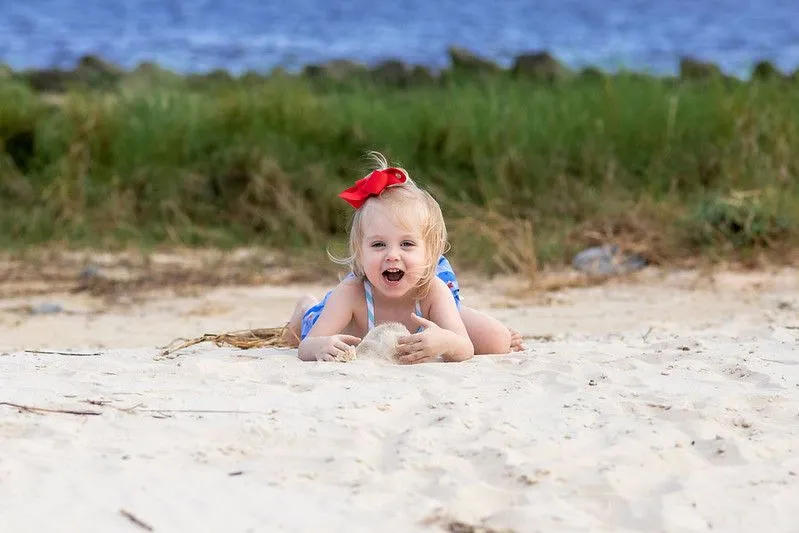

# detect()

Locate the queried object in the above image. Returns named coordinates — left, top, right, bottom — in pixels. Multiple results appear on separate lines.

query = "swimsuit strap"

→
left=413, top=300, right=424, bottom=333
left=364, top=278, right=376, bottom=331
left=363, top=278, right=424, bottom=332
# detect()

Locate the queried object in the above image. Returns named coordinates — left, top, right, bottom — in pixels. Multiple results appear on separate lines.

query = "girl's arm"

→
left=396, top=278, right=474, bottom=363
left=298, top=281, right=361, bottom=362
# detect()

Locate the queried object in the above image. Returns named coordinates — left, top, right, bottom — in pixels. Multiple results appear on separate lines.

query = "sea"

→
left=1, top=0, right=798, bottom=77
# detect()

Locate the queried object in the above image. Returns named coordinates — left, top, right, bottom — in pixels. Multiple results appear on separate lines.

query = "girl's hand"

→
left=395, top=315, right=450, bottom=364
left=321, top=334, right=361, bottom=361
left=299, top=334, right=361, bottom=362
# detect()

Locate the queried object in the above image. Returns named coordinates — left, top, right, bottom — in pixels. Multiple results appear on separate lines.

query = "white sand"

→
left=1, top=267, right=798, bottom=532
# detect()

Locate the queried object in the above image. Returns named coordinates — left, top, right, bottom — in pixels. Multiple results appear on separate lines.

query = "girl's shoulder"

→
left=328, top=275, right=366, bottom=303
left=420, top=276, right=455, bottom=309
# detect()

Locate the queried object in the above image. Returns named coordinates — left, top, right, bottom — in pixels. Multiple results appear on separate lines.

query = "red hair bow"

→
left=338, top=167, right=408, bottom=209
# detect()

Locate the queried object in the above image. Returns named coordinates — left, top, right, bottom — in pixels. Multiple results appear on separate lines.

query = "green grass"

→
left=1, top=71, right=798, bottom=272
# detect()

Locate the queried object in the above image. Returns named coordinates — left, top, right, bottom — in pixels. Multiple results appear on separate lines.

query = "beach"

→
left=1, top=261, right=798, bottom=532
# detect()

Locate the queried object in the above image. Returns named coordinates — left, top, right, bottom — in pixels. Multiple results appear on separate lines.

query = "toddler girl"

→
left=283, top=153, right=524, bottom=363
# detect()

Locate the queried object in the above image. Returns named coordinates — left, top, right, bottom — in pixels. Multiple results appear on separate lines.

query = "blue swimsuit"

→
left=300, top=255, right=461, bottom=340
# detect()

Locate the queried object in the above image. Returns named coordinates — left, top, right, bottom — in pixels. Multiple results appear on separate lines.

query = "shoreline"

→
left=3, top=48, right=797, bottom=91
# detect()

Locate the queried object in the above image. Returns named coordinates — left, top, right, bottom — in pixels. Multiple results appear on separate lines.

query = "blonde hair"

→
left=332, top=152, right=448, bottom=298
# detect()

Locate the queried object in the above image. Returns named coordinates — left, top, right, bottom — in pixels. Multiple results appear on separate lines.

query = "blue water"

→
left=1, top=0, right=798, bottom=77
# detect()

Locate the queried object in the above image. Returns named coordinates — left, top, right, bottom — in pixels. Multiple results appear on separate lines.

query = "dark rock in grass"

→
left=511, top=51, right=568, bottom=82
left=188, top=68, right=234, bottom=85
left=751, top=60, right=783, bottom=81
left=448, top=46, right=502, bottom=75
left=369, top=61, right=435, bottom=87
left=572, top=245, right=647, bottom=276
left=370, top=59, right=409, bottom=86
left=303, top=59, right=369, bottom=82
left=74, top=55, right=124, bottom=89
left=76, top=55, right=124, bottom=77
left=679, top=57, right=723, bottom=80
left=21, top=68, right=71, bottom=92
left=579, top=66, right=606, bottom=81
left=409, top=65, right=436, bottom=85
left=20, top=55, right=124, bottom=92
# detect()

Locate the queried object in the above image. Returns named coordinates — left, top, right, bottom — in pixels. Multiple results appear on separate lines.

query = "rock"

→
left=21, top=68, right=72, bottom=92
left=76, top=55, right=124, bottom=77
left=751, top=60, right=783, bottom=81
left=369, top=61, right=435, bottom=87
left=187, top=68, right=234, bottom=86
left=74, top=55, right=124, bottom=89
left=679, top=57, right=723, bottom=80
left=572, top=245, right=647, bottom=276
left=579, top=66, right=605, bottom=81
left=303, top=59, right=368, bottom=82
left=448, top=46, right=501, bottom=75
left=29, top=302, right=64, bottom=315
left=511, top=52, right=567, bottom=82
left=409, top=65, right=436, bottom=85
left=370, top=59, right=409, bottom=86
left=20, top=55, right=124, bottom=92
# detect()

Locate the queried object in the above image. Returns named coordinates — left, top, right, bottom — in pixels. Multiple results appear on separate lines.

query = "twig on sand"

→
left=156, top=326, right=293, bottom=359
left=24, top=349, right=102, bottom=356
left=119, top=509, right=154, bottom=531
left=0, top=402, right=101, bottom=416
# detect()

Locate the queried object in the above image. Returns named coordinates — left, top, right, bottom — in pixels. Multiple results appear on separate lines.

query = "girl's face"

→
left=359, top=202, right=427, bottom=300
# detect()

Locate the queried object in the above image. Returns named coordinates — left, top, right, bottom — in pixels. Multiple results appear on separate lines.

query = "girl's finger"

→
left=396, top=340, right=423, bottom=355
left=397, top=351, right=423, bottom=364
left=398, top=334, right=422, bottom=345
left=334, top=340, right=352, bottom=352
left=338, top=335, right=362, bottom=345
left=409, top=314, right=437, bottom=329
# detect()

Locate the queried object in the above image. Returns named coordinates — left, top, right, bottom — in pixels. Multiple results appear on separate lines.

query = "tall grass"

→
left=1, top=72, right=797, bottom=271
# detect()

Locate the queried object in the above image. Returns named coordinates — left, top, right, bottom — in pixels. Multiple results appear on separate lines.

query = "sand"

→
left=1, top=264, right=798, bottom=533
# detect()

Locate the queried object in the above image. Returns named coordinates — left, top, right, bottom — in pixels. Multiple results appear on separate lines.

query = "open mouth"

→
left=382, top=268, right=405, bottom=282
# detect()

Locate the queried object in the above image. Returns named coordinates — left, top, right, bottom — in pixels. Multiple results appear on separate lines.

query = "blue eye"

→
left=371, top=242, right=385, bottom=248
left=401, top=241, right=416, bottom=247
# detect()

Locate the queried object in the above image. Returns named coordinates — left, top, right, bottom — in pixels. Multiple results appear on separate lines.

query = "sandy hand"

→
left=317, top=334, right=361, bottom=362
left=395, top=315, right=447, bottom=364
